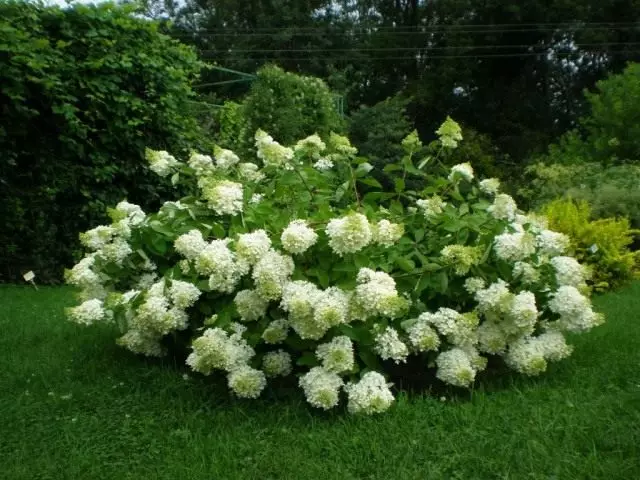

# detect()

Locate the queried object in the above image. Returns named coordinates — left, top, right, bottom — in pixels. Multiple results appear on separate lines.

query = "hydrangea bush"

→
left=65, top=118, right=603, bottom=414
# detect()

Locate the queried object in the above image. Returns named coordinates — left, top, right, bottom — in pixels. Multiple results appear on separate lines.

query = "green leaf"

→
left=171, top=172, right=180, bottom=186
left=437, top=271, right=449, bottom=293
left=396, top=257, right=415, bottom=272
left=358, top=348, right=383, bottom=371
left=414, top=229, right=425, bottom=242
left=296, top=352, right=320, bottom=367
left=358, top=177, right=382, bottom=188
left=394, top=178, right=405, bottom=193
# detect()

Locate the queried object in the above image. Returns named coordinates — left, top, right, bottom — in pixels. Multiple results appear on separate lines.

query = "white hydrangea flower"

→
left=281, top=220, right=318, bottom=254
left=299, top=367, right=344, bottom=410
left=280, top=281, right=327, bottom=339
left=441, top=245, right=481, bottom=275
left=262, top=350, right=292, bottom=377
left=374, top=327, right=409, bottom=363
left=130, top=294, right=173, bottom=335
left=536, top=331, right=573, bottom=361
left=326, top=213, right=373, bottom=256
left=250, top=193, right=264, bottom=204
left=175, top=229, right=207, bottom=261
left=168, top=280, right=201, bottom=310
left=504, top=337, right=547, bottom=376
left=448, top=162, right=474, bottom=182
left=488, top=194, right=518, bottom=222
left=420, top=308, right=478, bottom=347
left=494, top=232, right=536, bottom=262
left=117, top=329, right=164, bottom=357
left=372, top=220, right=404, bottom=247
left=202, top=180, right=244, bottom=216
left=115, top=201, right=146, bottom=225
left=136, top=272, right=158, bottom=290
left=255, top=129, right=295, bottom=169
left=313, top=157, right=334, bottom=170
left=227, top=365, right=267, bottom=398
left=188, top=152, right=215, bottom=176
left=186, top=327, right=254, bottom=374
left=475, top=280, right=513, bottom=318
left=316, top=336, right=354, bottom=373
left=313, top=287, right=350, bottom=330
left=405, top=319, right=440, bottom=352
left=476, top=321, right=507, bottom=354
left=112, top=219, right=131, bottom=239
left=416, top=196, right=446, bottom=219
left=262, top=319, right=289, bottom=344
left=548, top=286, right=603, bottom=333
left=238, top=162, right=265, bottom=183
left=550, top=256, right=587, bottom=287
left=214, top=147, right=240, bottom=170
left=506, top=291, right=538, bottom=336
left=435, top=348, right=476, bottom=387
left=329, top=132, right=358, bottom=156
left=353, top=268, right=407, bottom=320
left=65, top=255, right=100, bottom=290
left=236, top=230, right=272, bottom=265
left=252, top=250, right=295, bottom=301
left=66, top=299, right=107, bottom=326
left=513, top=262, right=540, bottom=284
left=294, top=134, right=326, bottom=155
left=345, top=371, right=394, bottom=415
left=79, top=226, right=114, bottom=251
left=537, top=230, right=570, bottom=257
left=234, top=289, right=269, bottom=322
left=194, top=240, right=245, bottom=294
left=479, top=178, right=500, bottom=195
left=145, top=149, right=179, bottom=177
left=98, top=238, right=133, bottom=266
left=464, top=277, right=486, bottom=294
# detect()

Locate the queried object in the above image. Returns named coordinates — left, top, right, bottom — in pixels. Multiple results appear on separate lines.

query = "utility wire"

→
left=198, top=51, right=637, bottom=62
left=198, top=42, right=640, bottom=54
left=173, top=25, right=640, bottom=37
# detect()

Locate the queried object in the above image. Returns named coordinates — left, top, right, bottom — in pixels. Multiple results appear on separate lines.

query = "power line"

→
left=198, top=42, right=640, bottom=54
left=173, top=21, right=640, bottom=33
left=198, top=51, right=636, bottom=61
left=173, top=24, right=640, bottom=37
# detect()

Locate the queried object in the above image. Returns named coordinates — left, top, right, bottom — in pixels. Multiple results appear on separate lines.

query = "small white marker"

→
left=23, top=271, right=38, bottom=290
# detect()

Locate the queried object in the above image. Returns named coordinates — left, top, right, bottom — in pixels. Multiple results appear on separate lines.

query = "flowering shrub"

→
left=65, top=118, right=604, bottom=414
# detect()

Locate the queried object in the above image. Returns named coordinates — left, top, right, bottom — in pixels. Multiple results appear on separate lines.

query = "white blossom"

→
left=299, top=367, right=343, bottom=410
left=238, top=162, right=265, bottom=183
left=488, top=194, right=518, bottom=222
left=448, top=162, right=474, bottom=182
left=436, top=348, right=477, bottom=387
left=227, top=365, right=266, bottom=398
left=236, top=230, right=272, bottom=265
left=234, top=289, right=269, bottom=322
left=188, top=152, right=215, bottom=176
left=66, top=299, right=107, bottom=326
left=374, top=327, right=409, bottom=363
left=479, top=178, right=500, bottom=195
left=416, top=196, right=446, bottom=218
left=316, top=336, right=354, bottom=373
left=262, top=350, right=292, bottom=377
left=345, top=372, right=394, bottom=415
left=550, top=256, right=588, bottom=287
left=168, top=281, right=201, bottom=309
left=175, top=230, right=207, bottom=261
left=214, top=147, right=240, bottom=170
left=281, top=220, right=318, bottom=254
left=537, top=230, right=570, bottom=257
left=326, top=213, right=373, bottom=256
left=372, top=220, right=404, bottom=247
left=252, top=250, right=295, bottom=301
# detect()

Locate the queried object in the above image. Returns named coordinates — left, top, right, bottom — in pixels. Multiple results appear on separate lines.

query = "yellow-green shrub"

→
left=542, top=199, right=640, bottom=291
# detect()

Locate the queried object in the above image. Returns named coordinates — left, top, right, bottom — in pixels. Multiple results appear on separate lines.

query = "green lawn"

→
left=1, top=284, right=639, bottom=480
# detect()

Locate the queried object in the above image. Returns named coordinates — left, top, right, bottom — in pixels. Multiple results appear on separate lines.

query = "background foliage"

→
left=0, top=1, right=207, bottom=283
left=542, top=199, right=639, bottom=291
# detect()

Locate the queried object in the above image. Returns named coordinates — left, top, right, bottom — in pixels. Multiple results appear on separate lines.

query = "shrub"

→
left=64, top=119, right=603, bottom=414
left=0, top=2, right=207, bottom=283
left=240, top=65, right=345, bottom=147
left=520, top=162, right=640, bottom=228
left=542, top=199, right=639, bottom=291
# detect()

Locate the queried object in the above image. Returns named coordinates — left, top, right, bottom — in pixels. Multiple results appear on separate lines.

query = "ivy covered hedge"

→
left=0, top=1, right=207, bottom=283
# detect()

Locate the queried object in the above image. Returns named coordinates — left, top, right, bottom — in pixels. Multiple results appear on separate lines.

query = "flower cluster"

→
left=65, top=122, right=603, bottom=416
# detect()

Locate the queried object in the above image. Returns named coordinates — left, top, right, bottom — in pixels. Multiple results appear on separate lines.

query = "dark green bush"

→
left=210, top=66, right=345, bottom=159
left=0, top=1, right=207, bottom=283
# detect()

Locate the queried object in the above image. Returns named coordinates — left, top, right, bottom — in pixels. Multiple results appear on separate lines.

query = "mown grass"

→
left=1, top=283, right=639, bottom=480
